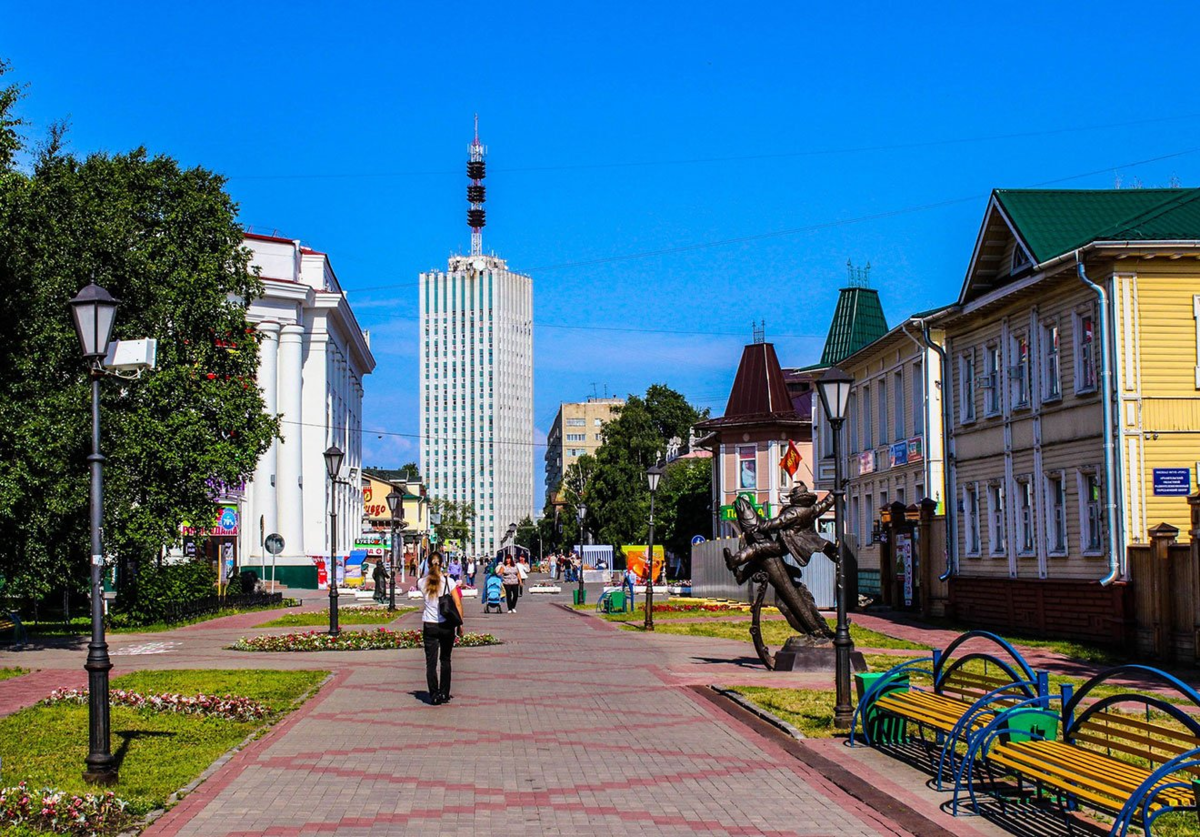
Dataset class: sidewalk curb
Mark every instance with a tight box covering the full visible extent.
[708,685,807,740]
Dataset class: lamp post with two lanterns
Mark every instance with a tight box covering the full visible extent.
[385,486,404,612]
[643,463,665,632]
[69,281,120,786]
[815,365,855,728]
[323,445,344,636]
[575,504,586,595]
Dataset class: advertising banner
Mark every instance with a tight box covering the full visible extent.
[621,545,665,583]
[890,442,909,468]
[859,451,875,474]
[907,437,923,462]
[312,556,328,590]
[895,532,914,607]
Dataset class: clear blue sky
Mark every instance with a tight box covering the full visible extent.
[7,1,1200,504]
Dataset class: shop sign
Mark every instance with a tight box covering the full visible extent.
[889,441,909,468]
[858,451,875,474]
[1153,468,1192,496]
[181,505,239,537]
[907,437,923,462]
[719,492,770,521]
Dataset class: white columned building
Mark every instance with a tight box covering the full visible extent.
[240,232,376,590]
[420,254,533,560]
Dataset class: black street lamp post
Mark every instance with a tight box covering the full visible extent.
[323,446,344,635]
[575,504,586,595]
[386,487,403,612]
[816,365,855,728]
[70,282,120,786]
[644,463,664,632]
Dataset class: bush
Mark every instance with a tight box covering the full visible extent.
[114,559,214,625]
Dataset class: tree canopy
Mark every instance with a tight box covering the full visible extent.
[0,63,276,600]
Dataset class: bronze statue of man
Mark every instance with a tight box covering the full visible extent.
[724,482,836,640]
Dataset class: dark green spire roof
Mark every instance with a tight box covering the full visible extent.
[995,188,1200,263]
[820,286,888,366]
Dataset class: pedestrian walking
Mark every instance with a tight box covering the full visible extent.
[448,555,462,582]
[516,556,528,599]
[421,554,463,705]
[497,555,521,613]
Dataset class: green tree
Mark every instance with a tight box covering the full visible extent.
[0,63,277,602]
[586,387,707,547]
[513,515,540,558]
[429,498,474,549]
[656,457,712,565]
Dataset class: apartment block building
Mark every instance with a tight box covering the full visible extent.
[543,397,623,505]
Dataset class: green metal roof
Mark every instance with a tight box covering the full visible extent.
[820,286,888,367]
[995,188,1200,263]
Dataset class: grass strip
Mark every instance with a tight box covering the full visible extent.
[630,618,928,650]
[255,607,414,628]
[27,603,292,636]
[728,687,840,738]
[0,667,28,682]
[0,669,327,819]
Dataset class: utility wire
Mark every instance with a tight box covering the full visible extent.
[342,145,1200,293]
[228,113,1200,181]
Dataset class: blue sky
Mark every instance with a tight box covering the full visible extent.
[7,1,1200,504]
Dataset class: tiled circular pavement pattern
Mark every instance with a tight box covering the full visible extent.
[135,594,914,837]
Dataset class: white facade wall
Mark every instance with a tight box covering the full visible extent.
[420,254,533,560]
[238,235,376,584]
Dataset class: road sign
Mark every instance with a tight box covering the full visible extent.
[691,535,706,545]
[264,533,285,555]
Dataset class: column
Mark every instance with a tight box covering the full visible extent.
[252,323,280,563]
[277,324,306,560]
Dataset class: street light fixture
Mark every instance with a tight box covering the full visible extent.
[816,365,855,728]
[576,503,586,595]
[644,462,665,632]
[386,487,403,612]
[323,445,344,635]
[70,281,120,786]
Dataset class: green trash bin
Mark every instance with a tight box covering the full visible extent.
[608,590,625,612]
[572,589,587,606]
[854,671,910,745]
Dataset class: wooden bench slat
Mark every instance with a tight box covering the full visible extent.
[1082,712,1200,749]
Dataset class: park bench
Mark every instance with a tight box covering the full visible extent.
[959,664,1200,835]
[853,630,1041,789]
[0,611,26,646]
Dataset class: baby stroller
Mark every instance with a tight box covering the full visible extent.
[483,574,504,613]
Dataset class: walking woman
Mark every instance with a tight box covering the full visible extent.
[421,554,463,705]
[498,555,521,613]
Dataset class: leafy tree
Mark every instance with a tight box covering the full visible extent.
[656,457,713,566]
[586,388,707,547]
[513,515,540,557]
[0,63,277,603]
[429,498,474,548]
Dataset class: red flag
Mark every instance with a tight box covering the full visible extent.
[780,440,802,477]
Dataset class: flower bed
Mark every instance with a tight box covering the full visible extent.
[44,688,270,722]
[231,628,500,652]
[652,602,746,614]
[0,782,130,835]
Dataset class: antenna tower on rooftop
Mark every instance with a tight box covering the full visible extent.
[467,115,487,257]
[846,259,872,288]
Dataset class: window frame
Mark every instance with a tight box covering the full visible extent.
[737,445,757,490]
[987,481,1006,557]
[1010,332,1031,410]
[1074,308,1098,395]
[983,343,1002,417]
[1015,476,1035,556]
[894,368,905,442]
[1078,469,1104,555]
[1044,470,1068,557]
[959,350,976,424]
[1041,320,1062,403]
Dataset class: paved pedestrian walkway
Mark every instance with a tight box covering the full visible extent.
[131,594,914,837]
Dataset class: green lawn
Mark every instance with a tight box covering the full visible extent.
[0,669,326,818]
[635,618,929,650]
[256,607,414,628]
[575,600,773,622]
[0,667,28,682]
[26,603,291,636]
[728,686,840,738]
[917,616,1121,665]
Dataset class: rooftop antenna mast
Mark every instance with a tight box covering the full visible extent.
[467,115,487,257]
[752,320,766,344]
[846,259,871,288]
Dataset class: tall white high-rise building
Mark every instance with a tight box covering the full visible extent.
[419,122,533,559]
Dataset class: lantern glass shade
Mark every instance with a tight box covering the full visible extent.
[323,446,344,481]
[646,463,665,493]
[816,366,854,424]
[577,503,586,522]
[69,282,119,359]
[385,489,402,517]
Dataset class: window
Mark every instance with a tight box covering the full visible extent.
[594,418,603,426]
[878,378,888,447]
[984,345,1001,416]
[850,496,860,547]
[862,385,873,449]
[896,486,906,506]
[1011,246,1031,274]
[1046,473,1067,555]
[1080,471,1103,553]
[1075,311,1097,393]
[894,369,905,441]
[864,494,874,544]
[959,351,976,423]
[566,418,585,427]
[1010,334,1030,408]
[1042,322,1061,401]
[912,362,924,436]
[738,446,757,489]
[1016,478,1035,555]
[988,483,1006,555]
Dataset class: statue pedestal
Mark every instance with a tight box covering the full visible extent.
[774,637,867,673]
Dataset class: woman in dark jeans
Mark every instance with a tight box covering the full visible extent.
[498,555,521,613]
[421,554,463,705]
